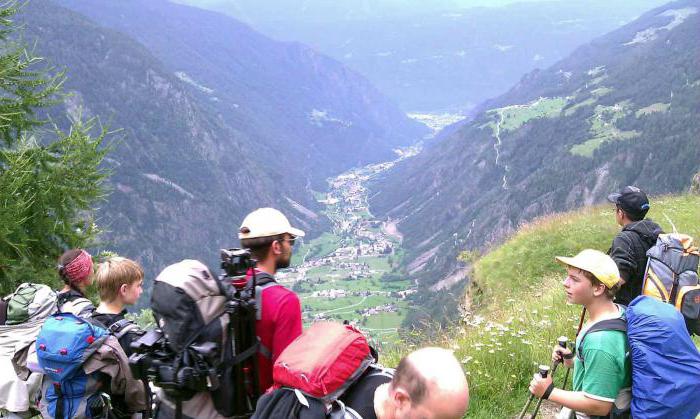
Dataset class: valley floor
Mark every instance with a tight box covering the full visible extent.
[277,146,421,345]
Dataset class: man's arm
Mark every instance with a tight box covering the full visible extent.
[609,233,635,284]
[271,293,302,361]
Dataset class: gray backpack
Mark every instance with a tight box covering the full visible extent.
[5,283,57,325]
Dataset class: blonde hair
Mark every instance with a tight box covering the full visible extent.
[95,257,144,302]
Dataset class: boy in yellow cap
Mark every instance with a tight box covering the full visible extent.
[528,249,631,418]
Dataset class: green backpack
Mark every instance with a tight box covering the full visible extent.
[5,283,57,325]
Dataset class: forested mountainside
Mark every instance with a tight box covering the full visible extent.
[370,0,700,325]
[176,0,668,112]
[55,0,427,186]
[19,0,423,295]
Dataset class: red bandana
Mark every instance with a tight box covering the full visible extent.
[64,249,93,284]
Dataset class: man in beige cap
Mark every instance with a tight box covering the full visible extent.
[529,249,631,418]
[238,207,305,391]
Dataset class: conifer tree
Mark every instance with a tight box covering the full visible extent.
[0,2,109,295]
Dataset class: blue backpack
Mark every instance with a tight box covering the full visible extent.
[36,313,110,419]
[578,296,700,419]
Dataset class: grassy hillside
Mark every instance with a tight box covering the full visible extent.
[386,194,700,418]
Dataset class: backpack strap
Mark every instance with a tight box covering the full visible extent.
[0,297,7,325]
[57,290,95,318]
[108,318,140,339]
[576,318,627,364]
[253,273,281,321]
[364,365,395,380]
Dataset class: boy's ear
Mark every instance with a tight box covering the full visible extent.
[119,283,128,296]
[592,282,607,297]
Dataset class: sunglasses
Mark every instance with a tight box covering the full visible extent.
[278,236,297,246]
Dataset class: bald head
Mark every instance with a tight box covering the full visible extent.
[378,347,469,419]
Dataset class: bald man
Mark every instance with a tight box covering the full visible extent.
[342,347,469,419]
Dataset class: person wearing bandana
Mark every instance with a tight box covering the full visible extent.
[56,248,96,318]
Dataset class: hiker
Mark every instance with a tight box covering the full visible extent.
[12,311,148,419]
[529,249,631,418]
[253,335,469,419]
[92,256,146,357]
[0,284,57,418]
[148,259,264,419]
[361,347,469,419]
[238,207,305,391]
[606,186,662,306]
[56,248,96,317]
[92,256,148,419]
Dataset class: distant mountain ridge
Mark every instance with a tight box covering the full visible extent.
[177,0,669,111]
[20,0,424,297]
[370,0,700,325]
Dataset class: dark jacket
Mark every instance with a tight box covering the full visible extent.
[92,310,146,418]
[608,219,663,306]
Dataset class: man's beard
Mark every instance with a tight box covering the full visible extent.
[275,254,291,270]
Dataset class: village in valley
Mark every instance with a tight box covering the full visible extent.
[276,147,420,343]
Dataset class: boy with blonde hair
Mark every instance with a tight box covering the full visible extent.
[93,256,145,356]
[92,256,148,419]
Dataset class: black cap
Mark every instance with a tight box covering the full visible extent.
[607,186,650,217]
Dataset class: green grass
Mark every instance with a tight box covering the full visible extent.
[591,86,613,97]
[383,194,700,418]
[564,97,597,116]
[363,310,405,329]
[358,256,391,271]
[635,102,670,117]
[570,102,639,157]
[489,97,567,132]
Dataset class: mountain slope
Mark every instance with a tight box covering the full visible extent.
[55,0,427,186]
[19,0,424,297]
[19,0,309,285]
[370,0,700,324]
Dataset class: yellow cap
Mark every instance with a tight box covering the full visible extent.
[555,249,621,288]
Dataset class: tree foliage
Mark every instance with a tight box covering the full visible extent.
[0,2,109,296]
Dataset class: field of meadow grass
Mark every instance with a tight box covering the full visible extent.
[383,193,700,418]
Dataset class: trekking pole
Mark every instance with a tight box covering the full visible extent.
[561,341,572,391]
[530,337,568,418]
[562,307,586,392]
[517,365,550,419]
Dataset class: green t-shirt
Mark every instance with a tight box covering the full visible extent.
[573,307,632,403]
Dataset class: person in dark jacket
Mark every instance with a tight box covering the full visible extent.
[607,186,663,306]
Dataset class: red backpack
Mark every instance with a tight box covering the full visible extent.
[272,321,374,402]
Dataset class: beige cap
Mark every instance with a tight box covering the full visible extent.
[555,249,621,288]
[238,207,305,240]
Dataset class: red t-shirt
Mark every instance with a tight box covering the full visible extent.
[253,275,302,392]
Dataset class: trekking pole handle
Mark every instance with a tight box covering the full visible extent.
[557,336,568,348]
[538,365,550,379]
[555,336,568,366]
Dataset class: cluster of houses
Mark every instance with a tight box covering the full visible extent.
[358,303,398,317]
[286,160,420,325]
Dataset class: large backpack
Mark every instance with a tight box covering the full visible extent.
[0,284,57,415]
[5,283,57,325]
[150,259,259,419]
[35,312,112,419]
[257,321,376,418]
[577,296,700,419]
[641,233,700,334]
